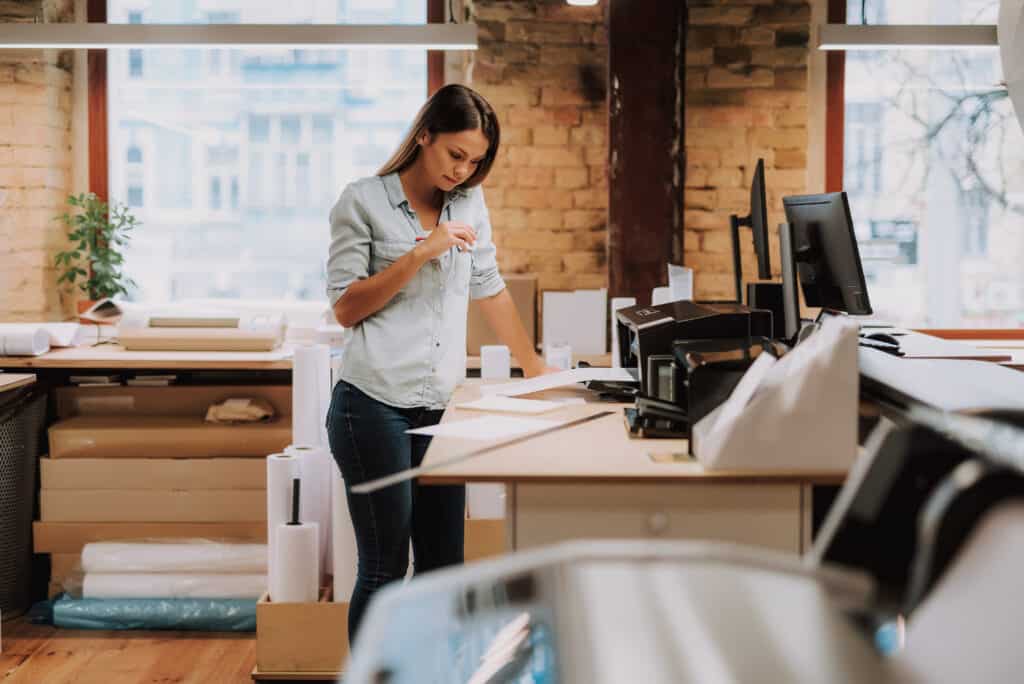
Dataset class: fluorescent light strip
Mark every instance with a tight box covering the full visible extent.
[818,24,998,51]
[0,23,478,50]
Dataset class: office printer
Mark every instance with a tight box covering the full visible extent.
[614,300,774,437]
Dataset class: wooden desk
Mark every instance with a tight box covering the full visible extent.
[0,373,36,392]
[0,344,291,371]
[421,381,844,556]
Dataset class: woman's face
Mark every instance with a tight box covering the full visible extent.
[416,128,490,192]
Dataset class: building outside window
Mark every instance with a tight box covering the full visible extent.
[843,0,1024,327]
[107,0,427,304]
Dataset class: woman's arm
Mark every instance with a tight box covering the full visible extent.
[476,288,547,377]
[333,221,477,328]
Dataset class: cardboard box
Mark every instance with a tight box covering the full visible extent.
[467,274,537,355]
[33,521,266,554]
[48,415,291,459]
[55,384,292,420]
[465,518,507,562]
[119,327,281,352]
[256,588,349,675]
[49,553,80,584]
[40,489,266,523]
[41,457,266,490]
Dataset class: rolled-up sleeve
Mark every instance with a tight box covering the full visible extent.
[326,185,372,307]
[469,188,506,300]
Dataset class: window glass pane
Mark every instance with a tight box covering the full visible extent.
[847,0,998,25]
[844,46,1024,327]
[107,0,427,304]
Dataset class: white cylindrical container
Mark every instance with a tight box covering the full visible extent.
[480,345,512,380]
[544,342,572,371]
[266,452,300,595]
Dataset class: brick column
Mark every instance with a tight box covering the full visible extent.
[685,0,810,300]
[0,0,74,321]
[464,0,608,294]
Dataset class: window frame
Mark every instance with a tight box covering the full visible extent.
[87,0,445,203]
[822,1,1024,332]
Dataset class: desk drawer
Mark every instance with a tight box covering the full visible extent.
[513,482,801,554]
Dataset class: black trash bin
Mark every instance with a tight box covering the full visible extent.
[0,385,46,619]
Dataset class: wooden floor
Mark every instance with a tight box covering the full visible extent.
[1,616,257,683]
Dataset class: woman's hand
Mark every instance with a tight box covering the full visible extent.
[415,221,477,260]
[523,356,563,378]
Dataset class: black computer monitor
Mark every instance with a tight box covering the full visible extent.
[729,159,771,303]
[782,192,872,316]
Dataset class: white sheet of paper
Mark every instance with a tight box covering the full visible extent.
[713,352,778,433]
[456,396,566,414]
[667,263,694,301]
[406,415,560,441]
[479,367,636,397]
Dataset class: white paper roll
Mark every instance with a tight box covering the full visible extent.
[466,483,506,520]
[481,345,511,380]
[543,342,572,371]
[332,465,358,602]
[82,573,266,599]
[267,452,300,595]
[292,344,330,447]
[0,325,50,356]
[286,444,331,581]
[81,542,267,574]
[610,297,636,368]
[270,522,319,603]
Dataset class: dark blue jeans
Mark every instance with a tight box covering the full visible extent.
[326,380,465,643]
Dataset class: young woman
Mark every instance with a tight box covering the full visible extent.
[325,84,550,641]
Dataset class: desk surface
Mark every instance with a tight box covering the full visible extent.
[0,344,291,370]
[0,373,36,392]
[419,381,846,486]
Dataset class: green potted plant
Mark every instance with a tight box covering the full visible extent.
[54,192,138,314]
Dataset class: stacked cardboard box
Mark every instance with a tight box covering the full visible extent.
[38,385,290,594]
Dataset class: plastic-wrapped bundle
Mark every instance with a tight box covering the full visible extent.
[81,541,267,574]
[52,596,257,631]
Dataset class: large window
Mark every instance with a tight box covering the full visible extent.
[106,1,428,305]
[840,0,1024,327]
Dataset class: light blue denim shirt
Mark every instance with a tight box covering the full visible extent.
[326,172,506,410]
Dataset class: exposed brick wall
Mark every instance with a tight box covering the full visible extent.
[684,0,811,300]
[462,0,609,294]
[0,0,74,321]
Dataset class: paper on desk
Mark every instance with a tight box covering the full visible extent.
[479,367,636,397]
[456,396,566,414]
[406,415,561,441]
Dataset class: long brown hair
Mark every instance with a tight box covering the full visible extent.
[377,84,500,188]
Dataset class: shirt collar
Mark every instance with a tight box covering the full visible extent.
[381,171,470,211]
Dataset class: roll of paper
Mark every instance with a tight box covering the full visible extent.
[481,345,511,380]
[543,342,572,371]
[270,521,319,603]
[610,297,636,368]
[82,542,267,574]
[292,344,330,447]
[0,325,50,356]
[286,444,331,580]
[82,573,266,599]
[267,452,300,594]
[332,465,358,602]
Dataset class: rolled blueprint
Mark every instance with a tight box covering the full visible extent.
[82,573,266,599]
[0,324,50,356]
[286,444,331,580]
[82,542,267,574]
[332,465,358,602]
[267,452,300,594]
[292,343,331,447]
[270,521,319,603]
